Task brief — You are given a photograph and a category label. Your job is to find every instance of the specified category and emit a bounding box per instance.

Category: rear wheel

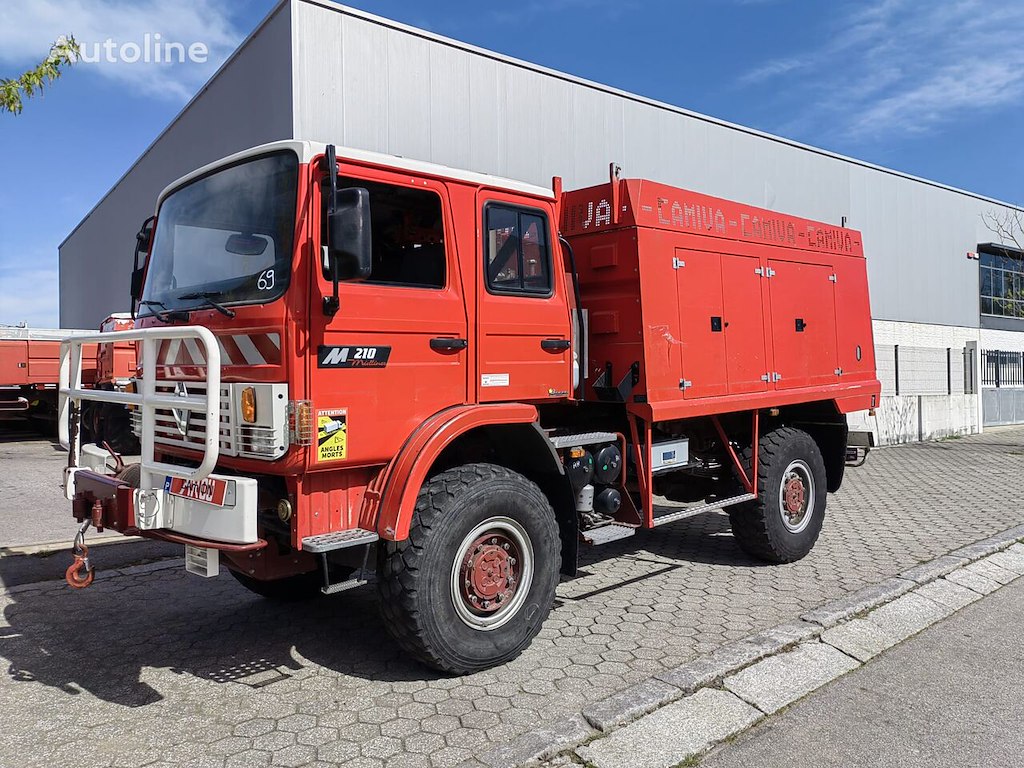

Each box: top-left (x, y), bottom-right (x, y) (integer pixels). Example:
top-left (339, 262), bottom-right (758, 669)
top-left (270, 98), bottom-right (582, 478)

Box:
top-left (728, 427), bottom-right (826, 563)
top-left (377, 463), bottom-right (561, 675)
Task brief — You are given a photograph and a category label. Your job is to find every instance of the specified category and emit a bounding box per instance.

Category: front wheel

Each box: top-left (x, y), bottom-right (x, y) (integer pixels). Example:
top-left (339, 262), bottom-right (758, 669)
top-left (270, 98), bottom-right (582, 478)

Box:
top-left (728, 427), bottom-right (827, 563)
top-left (377, 463), bottom-right (561, 675)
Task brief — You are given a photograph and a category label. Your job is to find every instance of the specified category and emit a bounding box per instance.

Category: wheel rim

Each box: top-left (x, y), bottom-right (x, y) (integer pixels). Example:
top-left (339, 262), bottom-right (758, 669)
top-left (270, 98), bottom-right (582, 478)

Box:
top-left (778, 459), bottom-right (814, 534)
top-left (450, 516), bottom-right (534, 631)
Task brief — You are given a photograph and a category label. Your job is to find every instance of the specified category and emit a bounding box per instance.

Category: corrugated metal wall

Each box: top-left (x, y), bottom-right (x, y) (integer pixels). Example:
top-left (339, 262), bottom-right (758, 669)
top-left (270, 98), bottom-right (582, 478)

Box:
top-left (292, 0), bottom-right (1010, 330)
top-left (58, 4), bottom-right (294, 329)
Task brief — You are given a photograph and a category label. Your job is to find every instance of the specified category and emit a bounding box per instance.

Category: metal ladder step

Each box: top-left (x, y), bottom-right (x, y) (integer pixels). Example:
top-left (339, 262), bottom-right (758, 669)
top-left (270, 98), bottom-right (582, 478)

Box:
top-left (653, 493), bottom-right (756, 527)
top-left (582, 523), bottom-right (638, 546)
top-left (302, 528), bottom-right (379, 553)
top-left (321, 575), bottom-right (371, 595)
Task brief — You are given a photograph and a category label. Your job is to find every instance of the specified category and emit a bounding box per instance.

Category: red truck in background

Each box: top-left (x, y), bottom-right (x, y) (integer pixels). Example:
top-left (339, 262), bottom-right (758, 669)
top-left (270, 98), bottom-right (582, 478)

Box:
top-left (1, 316), bottom-right (137, 451)
top-left (59, 141), bottom-right (879, 674)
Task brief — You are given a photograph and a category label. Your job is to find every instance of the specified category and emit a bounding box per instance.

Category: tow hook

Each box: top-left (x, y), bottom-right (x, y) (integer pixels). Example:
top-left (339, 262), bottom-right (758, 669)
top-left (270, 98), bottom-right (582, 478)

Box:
top-left (65, 520), bottom-right (95, 589)
top-left (102, 441), bottom-right (125, 474)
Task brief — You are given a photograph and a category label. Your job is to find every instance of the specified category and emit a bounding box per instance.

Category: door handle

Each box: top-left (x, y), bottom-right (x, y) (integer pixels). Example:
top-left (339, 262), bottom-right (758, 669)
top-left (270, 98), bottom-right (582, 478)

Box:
top-left (430, 337), bottom-right (468, 351)
top-left (541, 338), bottom-right (571, 352)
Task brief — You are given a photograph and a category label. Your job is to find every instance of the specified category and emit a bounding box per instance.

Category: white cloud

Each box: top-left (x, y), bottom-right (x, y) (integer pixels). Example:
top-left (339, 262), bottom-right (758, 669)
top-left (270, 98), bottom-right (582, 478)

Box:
top-left (0, 0), bottom-right (244, 101)
top-left (738, 58), bottom-right (806, 86)
top-left (736, 0), bottom-right (1024, 143)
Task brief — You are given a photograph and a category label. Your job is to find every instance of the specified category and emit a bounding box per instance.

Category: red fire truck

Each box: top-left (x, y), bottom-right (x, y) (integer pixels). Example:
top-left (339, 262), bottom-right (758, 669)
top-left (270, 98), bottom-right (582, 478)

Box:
top-left (60, 141), bottom-right (879, 673)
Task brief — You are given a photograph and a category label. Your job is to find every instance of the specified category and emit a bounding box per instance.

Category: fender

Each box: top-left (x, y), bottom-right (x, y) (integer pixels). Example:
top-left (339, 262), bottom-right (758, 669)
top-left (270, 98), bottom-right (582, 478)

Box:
top-left (374, 402), bottom-right (547, 541)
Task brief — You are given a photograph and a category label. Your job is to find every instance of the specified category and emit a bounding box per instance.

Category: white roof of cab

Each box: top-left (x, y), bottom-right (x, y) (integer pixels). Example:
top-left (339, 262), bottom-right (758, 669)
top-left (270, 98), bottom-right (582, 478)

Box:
top-left (156, 140), bottom-right (555, 206)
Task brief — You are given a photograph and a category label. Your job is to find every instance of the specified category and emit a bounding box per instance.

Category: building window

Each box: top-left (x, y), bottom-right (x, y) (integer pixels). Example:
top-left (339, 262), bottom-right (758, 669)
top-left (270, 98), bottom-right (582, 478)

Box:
top-left (980, 248), bottom-right (1024, 318)
top-left (484, 205), bottom-right (552, 296)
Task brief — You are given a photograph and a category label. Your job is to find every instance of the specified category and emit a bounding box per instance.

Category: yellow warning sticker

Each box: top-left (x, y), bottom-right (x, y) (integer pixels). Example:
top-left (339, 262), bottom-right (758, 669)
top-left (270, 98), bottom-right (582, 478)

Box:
top-left (316, 409), bottom-right (348, 462)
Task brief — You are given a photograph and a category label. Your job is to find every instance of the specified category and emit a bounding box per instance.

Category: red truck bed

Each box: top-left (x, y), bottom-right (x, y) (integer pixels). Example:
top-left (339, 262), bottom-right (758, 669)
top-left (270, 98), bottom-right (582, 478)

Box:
top-left (0, 328), bottom-right (99, 388)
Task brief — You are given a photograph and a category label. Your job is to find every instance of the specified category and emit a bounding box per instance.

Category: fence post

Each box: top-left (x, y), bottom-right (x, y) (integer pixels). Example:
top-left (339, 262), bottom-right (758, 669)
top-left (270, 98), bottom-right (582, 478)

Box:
top-left (894, 344), bottom-right (900, 397)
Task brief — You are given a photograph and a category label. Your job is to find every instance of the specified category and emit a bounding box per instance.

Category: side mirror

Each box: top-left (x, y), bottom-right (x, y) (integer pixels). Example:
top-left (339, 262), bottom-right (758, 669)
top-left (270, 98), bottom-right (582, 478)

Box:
top-left (130, 266), bottom-right (146, 303)
top-left (130, 216), bottom-right (156, 318)
top-left (325, 187), bottom-right (372, 281)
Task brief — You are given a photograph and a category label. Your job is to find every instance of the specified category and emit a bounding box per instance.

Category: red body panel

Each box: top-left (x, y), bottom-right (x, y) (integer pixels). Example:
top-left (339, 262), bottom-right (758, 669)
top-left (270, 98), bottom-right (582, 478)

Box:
top-left (562, 178), bottom-right (880, 420)
top-left (0, 339), bottom-right (98, 387)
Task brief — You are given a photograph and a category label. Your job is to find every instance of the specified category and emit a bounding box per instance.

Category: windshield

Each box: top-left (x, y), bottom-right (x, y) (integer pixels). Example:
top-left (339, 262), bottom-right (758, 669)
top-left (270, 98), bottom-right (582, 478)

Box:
top-left (140, 152), bottom-right (298, 315)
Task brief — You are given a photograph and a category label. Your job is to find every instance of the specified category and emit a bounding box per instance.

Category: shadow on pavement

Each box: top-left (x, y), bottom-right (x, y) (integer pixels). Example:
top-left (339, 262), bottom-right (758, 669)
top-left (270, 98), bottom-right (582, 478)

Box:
top-left (0, 509), bottom-right (758, 710)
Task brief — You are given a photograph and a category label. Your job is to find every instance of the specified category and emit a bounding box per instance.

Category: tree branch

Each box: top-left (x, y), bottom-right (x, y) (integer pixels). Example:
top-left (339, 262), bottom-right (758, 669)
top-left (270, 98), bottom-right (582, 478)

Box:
top-left (1, 35), bottom-right (80, 116)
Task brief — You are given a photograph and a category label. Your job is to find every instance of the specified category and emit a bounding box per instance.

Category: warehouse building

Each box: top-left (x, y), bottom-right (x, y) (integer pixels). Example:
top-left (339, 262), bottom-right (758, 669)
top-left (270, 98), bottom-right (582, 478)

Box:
top-left (59, 0), bottom-right (1024, 444)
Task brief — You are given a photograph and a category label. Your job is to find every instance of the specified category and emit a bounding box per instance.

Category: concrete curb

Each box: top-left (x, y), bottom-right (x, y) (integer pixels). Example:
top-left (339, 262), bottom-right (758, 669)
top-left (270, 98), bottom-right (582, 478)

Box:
top-left (0, 534), bottom-right (133, 558)
top-left (480, 525), bottom-right (1024, 768)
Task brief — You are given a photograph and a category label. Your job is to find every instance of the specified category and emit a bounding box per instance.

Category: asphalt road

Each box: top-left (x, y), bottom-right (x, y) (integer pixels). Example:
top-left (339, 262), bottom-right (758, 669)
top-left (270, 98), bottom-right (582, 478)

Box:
top-left (0, 425), bottom-right (72, 547)
top-left (0, 427), bottom-right (177, 588)
top-left (702, 575), bottom-right (1024, 768)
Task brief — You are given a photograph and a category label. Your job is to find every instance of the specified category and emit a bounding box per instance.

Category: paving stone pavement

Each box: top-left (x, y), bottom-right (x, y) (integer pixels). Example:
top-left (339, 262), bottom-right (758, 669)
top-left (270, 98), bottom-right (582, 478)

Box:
top-left (1, 427), bottom-right (1022, 768)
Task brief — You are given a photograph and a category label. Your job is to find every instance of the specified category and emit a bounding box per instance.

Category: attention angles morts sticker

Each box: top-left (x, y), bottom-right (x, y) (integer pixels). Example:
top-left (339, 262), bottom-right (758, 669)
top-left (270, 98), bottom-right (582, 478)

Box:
top-left (316, 409), bottom-right (347, 462)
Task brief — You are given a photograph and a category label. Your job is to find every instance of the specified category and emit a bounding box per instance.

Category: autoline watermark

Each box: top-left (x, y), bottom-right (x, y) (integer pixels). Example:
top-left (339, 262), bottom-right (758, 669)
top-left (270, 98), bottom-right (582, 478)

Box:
top-left (78, 34), bottom-right (208, 64)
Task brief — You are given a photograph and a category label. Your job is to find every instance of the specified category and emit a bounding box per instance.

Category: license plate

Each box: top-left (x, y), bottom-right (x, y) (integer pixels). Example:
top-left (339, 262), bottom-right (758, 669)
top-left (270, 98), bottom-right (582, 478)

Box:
top-left (166, 476), bottom-right (229, 507)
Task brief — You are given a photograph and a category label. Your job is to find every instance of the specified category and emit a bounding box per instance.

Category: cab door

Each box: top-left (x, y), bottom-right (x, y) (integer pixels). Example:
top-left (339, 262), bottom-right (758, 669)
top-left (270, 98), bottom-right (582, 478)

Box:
top-left (475, 193), bottom-right (572, 402)
top-left (309, 167), bottom-right (468, 467)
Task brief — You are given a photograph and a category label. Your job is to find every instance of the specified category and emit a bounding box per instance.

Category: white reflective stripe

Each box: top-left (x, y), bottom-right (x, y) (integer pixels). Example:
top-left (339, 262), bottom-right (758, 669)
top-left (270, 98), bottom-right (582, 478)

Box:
top-left (183, 338), bottom-right (205, 364)
top-left (217, 339), bottom-right (234, 365)
top-left (233, 334), bottom-right (265, 365)
top-left (165, 338), bottom-right (182, 365)
top-left (267, 333), bottom-right (281, 350)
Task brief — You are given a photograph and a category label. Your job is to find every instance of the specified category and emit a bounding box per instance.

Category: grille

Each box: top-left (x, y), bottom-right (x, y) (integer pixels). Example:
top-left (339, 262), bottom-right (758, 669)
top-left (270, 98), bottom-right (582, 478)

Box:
top-left (132, 381), bottom-right (237, 456)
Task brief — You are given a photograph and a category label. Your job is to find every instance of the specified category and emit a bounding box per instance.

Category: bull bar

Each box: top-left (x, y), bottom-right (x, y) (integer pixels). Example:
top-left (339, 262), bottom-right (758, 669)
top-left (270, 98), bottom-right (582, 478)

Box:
top-left (59, 325), bottom-right (222, 496)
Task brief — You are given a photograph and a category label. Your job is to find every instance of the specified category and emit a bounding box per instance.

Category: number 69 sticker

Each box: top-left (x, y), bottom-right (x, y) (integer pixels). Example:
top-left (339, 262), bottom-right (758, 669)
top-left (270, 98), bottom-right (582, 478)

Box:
top-left (257, 269), bottom-right (275, 290)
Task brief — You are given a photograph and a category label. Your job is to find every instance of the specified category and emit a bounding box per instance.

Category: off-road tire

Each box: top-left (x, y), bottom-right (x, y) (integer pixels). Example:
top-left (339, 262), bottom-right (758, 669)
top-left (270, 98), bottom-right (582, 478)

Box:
top-left (377, 463), bottom-right (561, 675)
top-left (229, 569), bottom-right (323, 602)
top-left (728, 427), bottom-right (826, 563)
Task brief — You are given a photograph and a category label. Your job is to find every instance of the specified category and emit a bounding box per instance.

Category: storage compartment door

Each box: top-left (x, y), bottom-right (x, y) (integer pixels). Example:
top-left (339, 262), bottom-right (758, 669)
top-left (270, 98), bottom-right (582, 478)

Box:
top-left (768, 260), bottom-right (839, 390)
top-left (721, 254), bottom-right (768, 394)
top-left (676, 249), bottom-right (728, 398)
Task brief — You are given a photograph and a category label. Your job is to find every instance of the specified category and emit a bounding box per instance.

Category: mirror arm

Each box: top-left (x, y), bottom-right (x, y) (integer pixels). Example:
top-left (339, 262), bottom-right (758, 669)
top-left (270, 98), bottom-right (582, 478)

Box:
top-left (323, 144), bottom-right (341, 317)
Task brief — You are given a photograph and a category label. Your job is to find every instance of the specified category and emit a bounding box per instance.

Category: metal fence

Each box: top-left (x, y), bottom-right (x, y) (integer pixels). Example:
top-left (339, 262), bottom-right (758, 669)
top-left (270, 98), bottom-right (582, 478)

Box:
top-left (878, 344), bottom-right (973, 396)
top-left (982, 349), bottom-right (1024, 388)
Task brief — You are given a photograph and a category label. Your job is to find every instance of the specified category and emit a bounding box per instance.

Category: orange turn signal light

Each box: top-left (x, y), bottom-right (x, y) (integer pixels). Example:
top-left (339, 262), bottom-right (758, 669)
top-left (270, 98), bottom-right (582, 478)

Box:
top-left (241, 386), bottom-right (257, 423)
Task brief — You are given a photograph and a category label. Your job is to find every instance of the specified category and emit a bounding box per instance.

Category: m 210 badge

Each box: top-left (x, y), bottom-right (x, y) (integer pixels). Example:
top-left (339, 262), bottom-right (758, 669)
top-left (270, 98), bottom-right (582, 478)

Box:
top-left (316, 409), bottom-right (348, 462)
top-left (318, 345), bottom-right (391, 368)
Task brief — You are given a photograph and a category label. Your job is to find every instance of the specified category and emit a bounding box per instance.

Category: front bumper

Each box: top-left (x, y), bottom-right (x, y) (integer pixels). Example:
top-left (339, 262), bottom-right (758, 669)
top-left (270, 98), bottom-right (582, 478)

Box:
top-left (69, 461), bottom-right (262, 549)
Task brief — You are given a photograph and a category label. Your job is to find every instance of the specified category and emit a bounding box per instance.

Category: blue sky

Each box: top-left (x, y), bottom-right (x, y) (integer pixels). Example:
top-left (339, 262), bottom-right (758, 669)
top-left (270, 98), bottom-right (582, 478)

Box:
top-left (2, 0), bottom-right (1023, 327)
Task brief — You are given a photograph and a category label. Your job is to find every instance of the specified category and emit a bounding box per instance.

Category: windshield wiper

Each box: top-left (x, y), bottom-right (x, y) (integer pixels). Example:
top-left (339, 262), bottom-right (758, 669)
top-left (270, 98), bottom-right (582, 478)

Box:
top-left (138, 299), bottom-right (186, 323)
top-left (178, 291), bottom-right (236, 318)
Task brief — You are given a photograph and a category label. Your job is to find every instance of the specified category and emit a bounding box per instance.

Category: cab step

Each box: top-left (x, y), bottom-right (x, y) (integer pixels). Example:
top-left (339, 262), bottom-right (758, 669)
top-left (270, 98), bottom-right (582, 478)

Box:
top-left (582, 523), bottom-right (638, 546)
top-left (302, 528), bottom-right (379, 553)
top-left (321, 575), bottom-right (370, 595)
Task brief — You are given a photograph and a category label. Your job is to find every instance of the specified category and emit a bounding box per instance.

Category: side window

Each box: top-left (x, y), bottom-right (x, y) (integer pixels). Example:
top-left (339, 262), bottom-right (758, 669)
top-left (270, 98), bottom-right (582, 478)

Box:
top-left (485, 205), bottom-right (552, 296)
top-left (323, 177), bottom-right (446, 289)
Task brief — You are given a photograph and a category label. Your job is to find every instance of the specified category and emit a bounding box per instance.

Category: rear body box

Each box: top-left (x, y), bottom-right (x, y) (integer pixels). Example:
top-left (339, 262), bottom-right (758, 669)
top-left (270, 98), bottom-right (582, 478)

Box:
top-left (562, 178), bottom-right (880, 420)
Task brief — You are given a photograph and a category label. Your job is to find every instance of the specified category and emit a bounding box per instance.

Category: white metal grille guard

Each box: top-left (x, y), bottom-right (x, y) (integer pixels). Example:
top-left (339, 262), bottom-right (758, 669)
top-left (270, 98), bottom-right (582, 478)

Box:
top-left (59, 326), bottom-right (222, 497)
